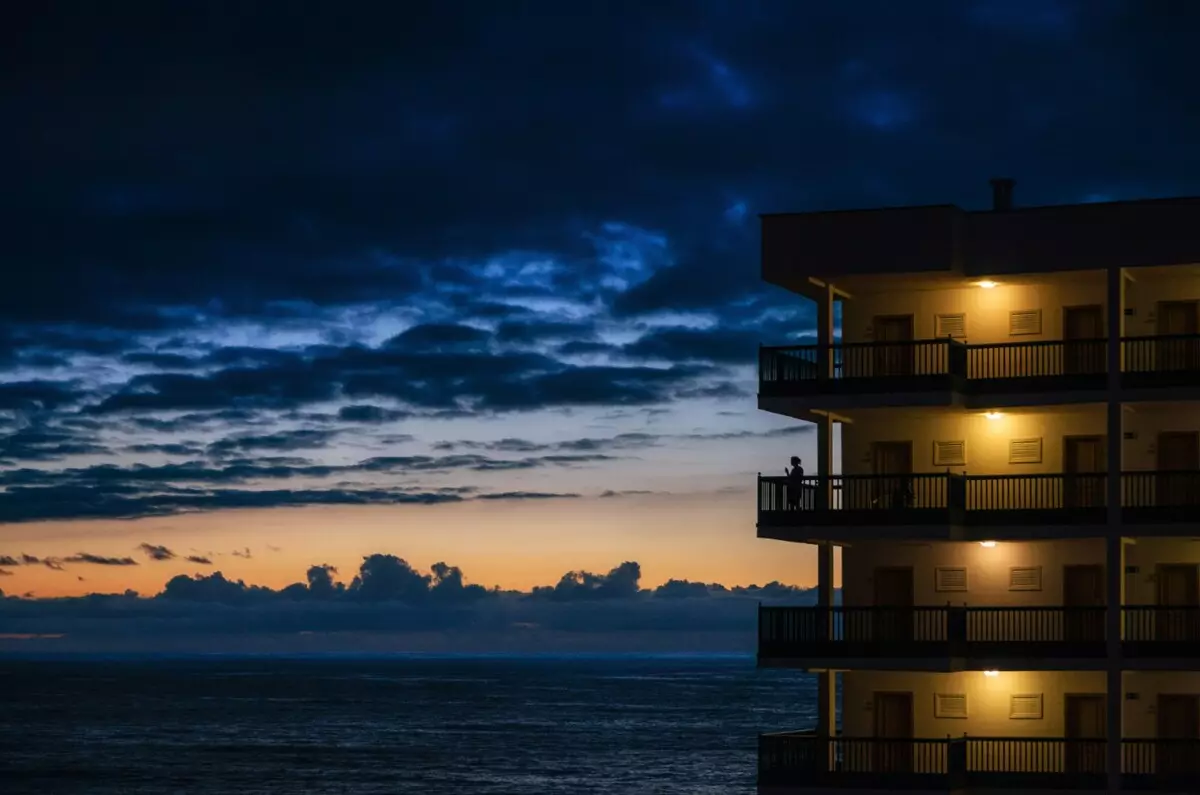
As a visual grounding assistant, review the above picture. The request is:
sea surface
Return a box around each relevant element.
[0,654,819,794]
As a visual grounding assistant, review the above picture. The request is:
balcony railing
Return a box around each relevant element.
[759,605,1108,661]
[759,733,1200,789]
[760,334,1200,398]
[760,605,1200,662]
[1122,471,1200,521]
[757,472,1200,528]
[1123,334,1200,389]
[1123,606,1200,657]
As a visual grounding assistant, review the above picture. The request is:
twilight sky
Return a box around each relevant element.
[1,1,1199,638]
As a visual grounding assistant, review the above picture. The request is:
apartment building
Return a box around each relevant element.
[755,180,1200,794]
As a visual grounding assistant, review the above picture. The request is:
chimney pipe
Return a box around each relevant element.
[989,178,1015,211]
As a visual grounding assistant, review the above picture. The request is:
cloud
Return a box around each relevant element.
[138,543,176,561]
[231,548,252,559]
[2,1,1193,532]
[0,553,827,651]
[185,555,213,565]
[206,429,340,457]
[475,491,580,501]
[0,570,12,577]
[336,405,409,423]
[63,553,138,566]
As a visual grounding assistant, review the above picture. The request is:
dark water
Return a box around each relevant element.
[0,654,817,794]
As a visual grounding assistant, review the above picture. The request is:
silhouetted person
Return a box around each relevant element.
[893,476,914,509]
[785,456,805,510]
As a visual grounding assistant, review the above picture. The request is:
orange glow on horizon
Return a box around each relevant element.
[0,492,836,598]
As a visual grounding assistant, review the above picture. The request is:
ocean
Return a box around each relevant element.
[0,654,819,794]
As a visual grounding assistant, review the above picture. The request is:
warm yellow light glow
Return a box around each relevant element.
[983,670,999,677]
[976,280,998,289]
[979,540,997,548]
[984,411,1003,420]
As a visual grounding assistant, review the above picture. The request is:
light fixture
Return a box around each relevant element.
[984,411,1003,420]
[979,541,997,548]
[984,670,999,677]
[976,280,998,289]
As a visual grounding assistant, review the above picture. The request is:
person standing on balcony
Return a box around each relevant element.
[785,456,805,510]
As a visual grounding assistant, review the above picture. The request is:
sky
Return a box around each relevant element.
[1,1,1199,650]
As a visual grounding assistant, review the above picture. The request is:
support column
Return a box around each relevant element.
[1104,265,1124,793]
[817,413,834,510]
[816,283,835,380]
[816,542,837,762]
[1106,667,1123,793]
[1105,534,1124,792]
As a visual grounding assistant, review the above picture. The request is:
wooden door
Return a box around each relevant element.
[1157,564,1200,642]
[1063,305,1105,375]
[873,315,915,377]
[871,441,914,509]
[1065,694,1106,774]
[1156,432,1200,507]
[1063,564,1105,643]
[873,567,915,643]
[1156,301,1200,371]
[1064,436,1105,508]
[1157,694,1200,776]
[873,692,914,773]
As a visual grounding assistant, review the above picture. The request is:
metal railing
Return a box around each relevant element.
[1123,334,1200,374]
[760,734,1200,780]
[758,472,1200,516]
[1122,471,1200,508]
[758,340,962,385]
[757,473,959,512]
[759,333,1200,392]
[759,605,1109,648]
[1124,606,1200,642]
[968,339,1106,380]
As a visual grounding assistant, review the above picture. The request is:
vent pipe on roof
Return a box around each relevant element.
[989,178,1015,211]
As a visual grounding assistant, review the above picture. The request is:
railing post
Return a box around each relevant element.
[948,338,967,379]
[948,736,966,782]
[948,603,967,646]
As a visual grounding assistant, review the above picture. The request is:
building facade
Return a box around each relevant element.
[756,181,1200,794]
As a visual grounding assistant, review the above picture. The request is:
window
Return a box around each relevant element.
[933,440,966,467]
[935,313,967,338]
[1010,694,1044,720]
[1009,566,1043,591]
[1009,438,1043,464]
[935,567,968,592]
[935,693,968,718]
[1009,309,1042,336]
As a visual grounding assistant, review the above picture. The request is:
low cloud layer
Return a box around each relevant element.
[0,555,829,652]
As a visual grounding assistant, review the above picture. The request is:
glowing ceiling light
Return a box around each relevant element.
[984,670,1000,677]
[980,541,997,548]
[984,411,1003,420]
[977,280,998,289]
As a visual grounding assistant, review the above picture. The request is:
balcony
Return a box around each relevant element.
[759,337,1109,404]
[759,733,1200,792]
[1123,607,1200,660]
[757,472,1200,537]
[1123,334,1200,391]
[758,605,1108,666]
[758,340,967,399]
[761,335,1200,406]
[759,606,1200,667]
[1122,471,1200,524]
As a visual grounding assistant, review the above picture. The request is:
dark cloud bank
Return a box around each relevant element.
[0,556,829,654]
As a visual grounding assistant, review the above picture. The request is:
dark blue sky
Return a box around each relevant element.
[1,1,1198,648]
